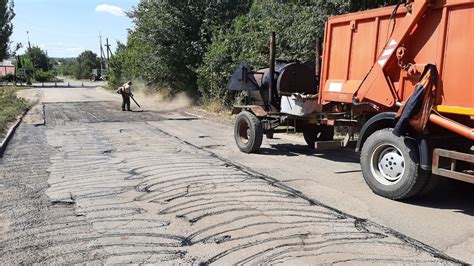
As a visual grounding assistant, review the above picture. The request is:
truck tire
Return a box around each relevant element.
[360,128,428,200]
[303,126,334,149]
[234,111,263,153]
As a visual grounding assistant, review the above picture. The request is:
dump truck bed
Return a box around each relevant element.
[320,1,474,114]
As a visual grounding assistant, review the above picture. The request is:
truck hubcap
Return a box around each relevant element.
[371,144,405,185]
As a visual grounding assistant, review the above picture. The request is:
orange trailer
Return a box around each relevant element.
[229,0,473,200]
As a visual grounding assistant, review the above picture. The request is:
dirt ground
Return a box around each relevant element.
[0,84,472,264]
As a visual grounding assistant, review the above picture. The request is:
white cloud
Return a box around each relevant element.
[95,4,125,17]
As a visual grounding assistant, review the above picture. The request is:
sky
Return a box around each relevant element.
[11,0,138,58]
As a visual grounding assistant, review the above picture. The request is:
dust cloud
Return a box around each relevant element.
[128,81,192,112]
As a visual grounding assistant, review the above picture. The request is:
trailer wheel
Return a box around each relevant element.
[234,111,263,153]
[303,126,334,149]
[360,128,428,200]
[266,131,274,139]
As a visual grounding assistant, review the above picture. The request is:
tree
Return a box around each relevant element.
[0,0,14,61]
[341,0,400,12]
[14,55,34,83]
[25,46,49,71]
[74,50,100,79]
[108,35,152,89]
[121,0,251,96]
[19,55,34,75]
[55,58,77,77]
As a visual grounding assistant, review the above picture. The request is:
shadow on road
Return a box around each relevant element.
[259,143,360,163]
[261,143,473,215]
[405,178,474,216]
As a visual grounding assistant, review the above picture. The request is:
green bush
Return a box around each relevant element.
[34,70,55,82]
[1,74,15,82]
[197,33,239,105]
[15,74,27,83]
[108,35,153,90]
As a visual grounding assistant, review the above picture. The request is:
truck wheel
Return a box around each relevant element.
[303,126,334,149]
[360,128,428,200]
[90,74,96,81]
[234,111,263,153]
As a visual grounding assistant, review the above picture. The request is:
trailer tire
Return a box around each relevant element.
[303,126,334,149]
[360,128,428,200]
[266,131,274,139]
[234,111,263,153]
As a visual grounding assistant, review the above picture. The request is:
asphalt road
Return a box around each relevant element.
[0,86,472,264]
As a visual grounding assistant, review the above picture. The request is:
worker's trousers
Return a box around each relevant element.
[122,95,131,111]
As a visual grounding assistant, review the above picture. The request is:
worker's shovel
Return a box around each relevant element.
[131,96,141,108]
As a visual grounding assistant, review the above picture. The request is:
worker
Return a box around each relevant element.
[116,81,133,111]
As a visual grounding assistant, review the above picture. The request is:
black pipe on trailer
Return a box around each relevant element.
[268,32,276,111]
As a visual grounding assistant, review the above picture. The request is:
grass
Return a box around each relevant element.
[0,87,30,138]
[189,100,234,125]
[201,100,228,114]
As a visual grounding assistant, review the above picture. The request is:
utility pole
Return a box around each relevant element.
[46,50,49,71]
[26,31,33,85]
[105,38,111,62]
[98,33,104,70]
[26,31,32,50]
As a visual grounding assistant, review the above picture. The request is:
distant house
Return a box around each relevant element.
[0,59,15,77]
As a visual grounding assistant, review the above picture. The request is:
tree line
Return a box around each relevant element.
[109,0,400,106]
[0,1,56,83]
[12,48,102,83]
[57,51,101,80]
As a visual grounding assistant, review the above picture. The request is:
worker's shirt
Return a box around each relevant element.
[121,85,132,96]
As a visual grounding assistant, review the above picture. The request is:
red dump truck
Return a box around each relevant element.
[228,0,473,200]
